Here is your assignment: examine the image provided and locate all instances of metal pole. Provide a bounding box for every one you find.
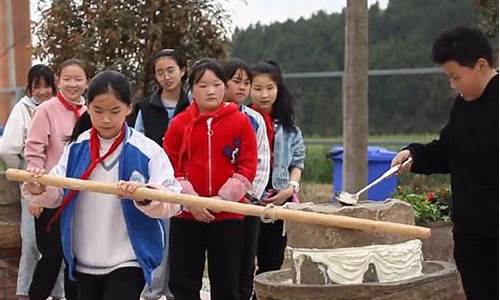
[283,67,441,79]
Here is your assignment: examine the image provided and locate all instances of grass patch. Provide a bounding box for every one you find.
[300,181,332,203]
[304,144,333,183]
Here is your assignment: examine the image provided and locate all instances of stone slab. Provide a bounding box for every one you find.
[421,222,454,263]
[255,261,458,300]
[286,199,416,249]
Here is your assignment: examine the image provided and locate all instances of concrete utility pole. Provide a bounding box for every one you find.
[0,0,32,125]
[6,0,16,88]
[342,0,369,198]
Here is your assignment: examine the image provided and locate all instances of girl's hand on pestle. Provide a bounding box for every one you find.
[25,167,47,195]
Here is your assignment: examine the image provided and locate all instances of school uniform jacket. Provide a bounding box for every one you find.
[240,105,271,201]
[22,126,181,285]
[164,102,257,222]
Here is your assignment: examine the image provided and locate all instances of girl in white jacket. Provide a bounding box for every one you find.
[0,64,64,300]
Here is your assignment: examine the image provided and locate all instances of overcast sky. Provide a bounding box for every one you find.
[31,0,389,33]
[225,0,388,32]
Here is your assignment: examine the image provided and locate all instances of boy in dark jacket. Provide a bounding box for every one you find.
[392,26,498,300]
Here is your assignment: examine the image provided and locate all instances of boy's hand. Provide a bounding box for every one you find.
[26,167,47,195]
[391,150,413,174]
[189,206,215,223]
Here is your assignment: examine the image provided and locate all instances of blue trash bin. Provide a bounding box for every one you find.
[328,146,397,201]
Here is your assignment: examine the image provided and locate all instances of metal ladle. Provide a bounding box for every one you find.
[336,157,413,205]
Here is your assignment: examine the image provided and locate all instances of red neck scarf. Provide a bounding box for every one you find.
[47,125,126,231]
[57,91,83,120]
[251,104,275,166]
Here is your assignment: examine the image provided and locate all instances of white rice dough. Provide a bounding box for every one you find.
[290,239,423,284]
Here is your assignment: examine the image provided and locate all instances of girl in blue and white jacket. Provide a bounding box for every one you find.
[22,70,181,300]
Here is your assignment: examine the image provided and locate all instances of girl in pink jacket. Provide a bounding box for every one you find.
[24,59,88,300]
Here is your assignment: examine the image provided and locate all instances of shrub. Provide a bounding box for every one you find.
[393,186,452,225]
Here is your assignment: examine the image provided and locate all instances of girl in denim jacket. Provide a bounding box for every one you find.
[249,60,305,277]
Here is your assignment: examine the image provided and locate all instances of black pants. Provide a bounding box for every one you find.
[29,208,78,300]
[169,218,243,300]
[453,230,498,300]
[77,267,145,300]
[256,220,287,275]
[239,216,261,300]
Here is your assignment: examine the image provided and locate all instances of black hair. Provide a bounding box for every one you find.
[26,64,57,96]
[57,58,89,79]
[432,26,493,67]
[149,48,188,82]
[250,60,296,130]
[187,58,226,91]
[222,58,252,83]
[67,70,131,142]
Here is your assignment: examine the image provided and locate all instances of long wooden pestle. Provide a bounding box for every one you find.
[6,168,431,239]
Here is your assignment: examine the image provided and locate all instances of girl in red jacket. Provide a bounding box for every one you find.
[163,58,257,300]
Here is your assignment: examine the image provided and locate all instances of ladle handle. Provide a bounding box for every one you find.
[356,157,413,197]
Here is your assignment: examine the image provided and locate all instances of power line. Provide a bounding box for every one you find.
[283,67,441,79]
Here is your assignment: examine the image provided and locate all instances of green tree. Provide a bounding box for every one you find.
[474,0,499,66]
[475,0,499,41]
[32,0,230,96]
[231,0,482,136]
